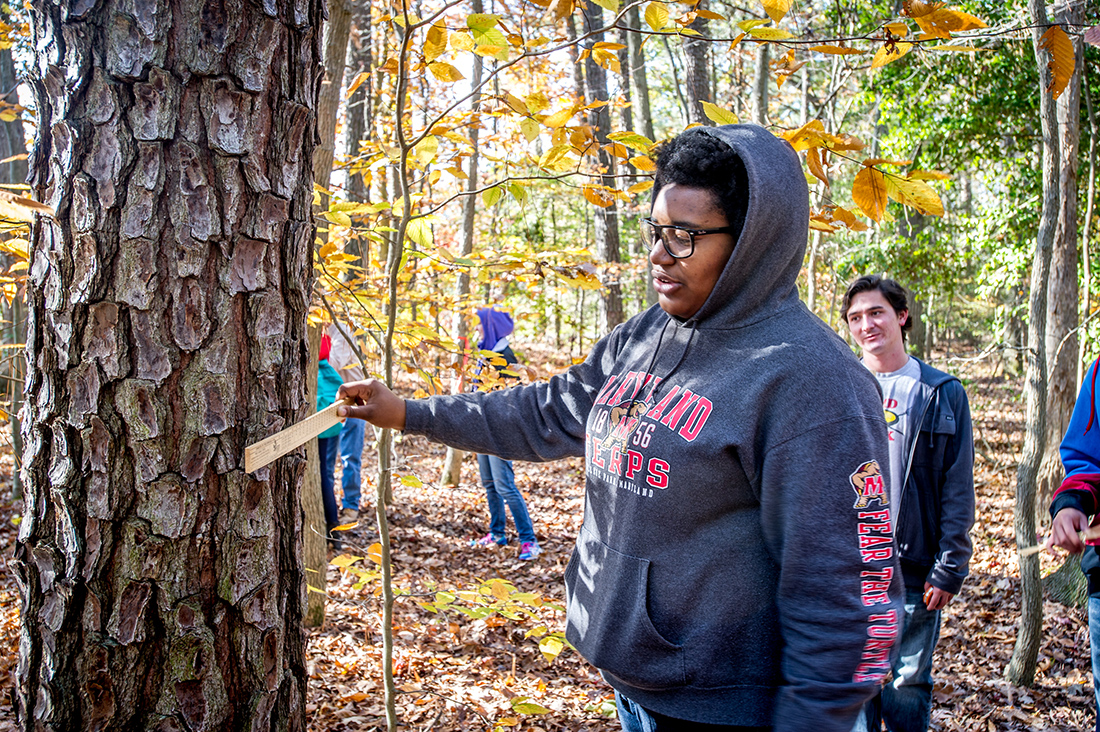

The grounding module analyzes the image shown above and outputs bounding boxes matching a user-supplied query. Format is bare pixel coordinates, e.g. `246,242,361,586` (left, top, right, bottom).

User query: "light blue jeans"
339,417,365,510
1089,596,1100,732
615,691,769,731
476,453,535,545
854,585,941,732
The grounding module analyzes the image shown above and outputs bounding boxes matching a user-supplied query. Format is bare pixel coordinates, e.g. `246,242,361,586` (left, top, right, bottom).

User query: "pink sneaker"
519,541,541,560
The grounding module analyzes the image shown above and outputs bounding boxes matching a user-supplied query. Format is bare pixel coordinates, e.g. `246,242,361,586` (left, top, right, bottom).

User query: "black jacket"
893,358,975,595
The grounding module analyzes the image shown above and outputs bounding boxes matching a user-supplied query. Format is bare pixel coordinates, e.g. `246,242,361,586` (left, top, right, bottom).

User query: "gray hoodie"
404,124,902,730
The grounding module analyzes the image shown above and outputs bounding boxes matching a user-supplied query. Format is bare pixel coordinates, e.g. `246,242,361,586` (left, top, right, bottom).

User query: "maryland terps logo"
605,399,649,448
850,460,888,509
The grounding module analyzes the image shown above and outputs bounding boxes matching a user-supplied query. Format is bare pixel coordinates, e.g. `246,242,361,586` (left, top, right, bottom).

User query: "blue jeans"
1089,596,1100,732
615,691,769,731
318,436,340,530
339,417,366,510
476,453,535,545
855,585,941,732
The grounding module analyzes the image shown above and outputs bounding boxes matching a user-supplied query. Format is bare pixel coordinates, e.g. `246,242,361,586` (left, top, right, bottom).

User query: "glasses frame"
640,217,739,260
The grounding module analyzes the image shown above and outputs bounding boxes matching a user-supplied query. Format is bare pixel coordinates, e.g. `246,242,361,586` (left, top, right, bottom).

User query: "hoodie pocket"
563,531,686,690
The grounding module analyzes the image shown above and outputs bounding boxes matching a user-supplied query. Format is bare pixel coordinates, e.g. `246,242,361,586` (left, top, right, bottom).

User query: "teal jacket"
318,359,343,439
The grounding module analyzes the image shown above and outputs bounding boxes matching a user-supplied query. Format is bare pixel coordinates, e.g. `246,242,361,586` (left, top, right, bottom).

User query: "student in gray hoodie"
336,124,902,731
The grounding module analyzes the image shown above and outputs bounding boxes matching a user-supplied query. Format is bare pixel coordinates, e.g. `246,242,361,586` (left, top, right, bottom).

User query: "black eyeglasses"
640,218,739,259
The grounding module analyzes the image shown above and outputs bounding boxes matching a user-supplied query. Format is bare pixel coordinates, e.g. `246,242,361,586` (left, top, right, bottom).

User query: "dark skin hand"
336,379,407,431
1046,507,1090,555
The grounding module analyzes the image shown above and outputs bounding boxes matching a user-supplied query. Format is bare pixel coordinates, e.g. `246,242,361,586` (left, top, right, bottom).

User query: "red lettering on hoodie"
647,459,670,489
647,386,682,422
660,390,700,431
678,397,713,441
594,374,621,406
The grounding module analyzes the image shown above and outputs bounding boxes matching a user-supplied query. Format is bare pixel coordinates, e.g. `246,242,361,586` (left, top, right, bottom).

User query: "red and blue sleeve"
1053,357,1100,520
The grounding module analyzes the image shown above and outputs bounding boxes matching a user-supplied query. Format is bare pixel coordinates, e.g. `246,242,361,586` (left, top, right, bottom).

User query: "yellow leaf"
451,31,475,51
1039,24,1075,101
738,19,770,31
885,22,909,37
605,141,630,159
887,176,944,216
852,166,888,222
319,241,338,258
629,155,655,172
520,117,540,142
908,5,986,40
747,27,793,41
700,101,738,126
593,48,621,73
696,8,725,20
809,45,866,56
782,118,825,151
330,553,362,568
525,91,551,113
645,2,669,31
483,186,504,206
908,169,951,181
428,62,465,82
538,635,565,662
608,131,655,152
809,218,836,232
628,180,655,195
592,0,618,11
503,91,528,115
378,58,399,74
406,218,433,247
424,20,448,62
367,543,384,564
806,146,828,186
593,42,626,51
871,42,913,69
539,144,574,170
346,71,370,98
862,157,911,167
761,0,791,23
547,0,574,22
542,107,576,128
400,474,424,487
411,135,439,166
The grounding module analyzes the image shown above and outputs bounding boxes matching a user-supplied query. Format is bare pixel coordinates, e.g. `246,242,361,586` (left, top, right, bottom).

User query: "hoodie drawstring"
1086,355,1100,435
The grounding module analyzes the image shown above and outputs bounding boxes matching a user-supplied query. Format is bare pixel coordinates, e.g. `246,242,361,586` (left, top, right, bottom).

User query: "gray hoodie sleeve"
759,414,902,732
402,323,626,460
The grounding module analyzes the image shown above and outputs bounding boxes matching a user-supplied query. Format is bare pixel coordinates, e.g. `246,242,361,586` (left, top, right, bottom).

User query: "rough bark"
682,0,711,126
1082,83,1096,378
16,2,323,729
582,0,624,334
440,0,485,488
1006,0,1060,688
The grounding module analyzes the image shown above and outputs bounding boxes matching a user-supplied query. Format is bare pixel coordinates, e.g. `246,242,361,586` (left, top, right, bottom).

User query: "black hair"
841,274,913,339
652,128,749,240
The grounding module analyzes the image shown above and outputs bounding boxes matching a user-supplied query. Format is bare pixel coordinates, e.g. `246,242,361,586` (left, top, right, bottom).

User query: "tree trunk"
345,4,373,270
314,0,352,193
624,4,656,308
16,2,322,729
1037,0,1085,529
582,0,624,334
750,43,770,125
440,0,485,488
1006,0,1062,688
682,0,711,126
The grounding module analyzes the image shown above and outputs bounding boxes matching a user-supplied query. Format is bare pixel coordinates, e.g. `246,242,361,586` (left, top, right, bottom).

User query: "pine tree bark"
582,0,624,333
16,2,323,728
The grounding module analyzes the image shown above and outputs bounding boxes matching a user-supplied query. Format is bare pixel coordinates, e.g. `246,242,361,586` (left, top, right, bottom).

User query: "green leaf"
701,101,738,126
483,186,504,207
608,130,655,152
406,218,433,247
511,698,552,715
508,183,528,206
466,13,500,31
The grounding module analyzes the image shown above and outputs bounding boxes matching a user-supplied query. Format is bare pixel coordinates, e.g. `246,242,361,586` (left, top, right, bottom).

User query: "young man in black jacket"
843,275,975,732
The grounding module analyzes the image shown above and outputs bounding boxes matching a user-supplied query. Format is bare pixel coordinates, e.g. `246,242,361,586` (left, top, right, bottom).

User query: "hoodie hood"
477,307,514,350
683,124,809,328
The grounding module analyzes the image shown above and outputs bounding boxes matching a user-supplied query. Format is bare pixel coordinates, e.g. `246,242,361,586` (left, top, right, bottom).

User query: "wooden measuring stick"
1019,523,1100,556
245,398,353,473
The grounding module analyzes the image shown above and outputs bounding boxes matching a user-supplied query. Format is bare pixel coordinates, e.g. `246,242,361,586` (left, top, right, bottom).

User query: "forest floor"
0,344,1096,731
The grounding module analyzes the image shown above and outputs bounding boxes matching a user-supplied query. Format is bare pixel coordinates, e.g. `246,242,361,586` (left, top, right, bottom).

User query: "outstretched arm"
337,379,407,431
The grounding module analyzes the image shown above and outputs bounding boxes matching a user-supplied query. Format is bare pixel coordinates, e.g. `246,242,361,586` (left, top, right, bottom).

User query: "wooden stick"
1019,524,1100,556
245,398,353,473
